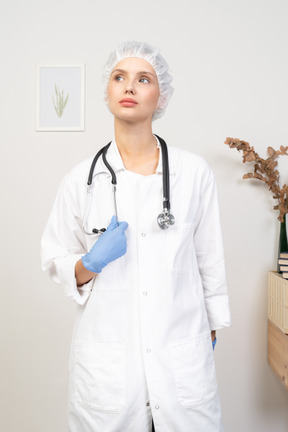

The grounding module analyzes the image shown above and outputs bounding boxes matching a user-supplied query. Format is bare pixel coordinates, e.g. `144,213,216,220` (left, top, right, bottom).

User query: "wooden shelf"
268,319,288,390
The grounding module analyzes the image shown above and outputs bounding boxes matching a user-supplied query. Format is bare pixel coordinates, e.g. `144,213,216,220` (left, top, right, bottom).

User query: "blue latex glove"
212,337,217,351
82,216,128,273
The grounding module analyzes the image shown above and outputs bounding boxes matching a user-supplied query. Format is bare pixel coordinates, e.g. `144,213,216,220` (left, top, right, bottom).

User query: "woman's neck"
114,119,159,176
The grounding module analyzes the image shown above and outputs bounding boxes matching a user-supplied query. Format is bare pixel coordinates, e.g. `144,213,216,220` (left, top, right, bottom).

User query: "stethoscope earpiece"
92,228,106,234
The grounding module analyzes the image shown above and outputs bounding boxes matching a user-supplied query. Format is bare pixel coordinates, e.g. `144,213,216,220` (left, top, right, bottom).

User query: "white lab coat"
41,140,231,432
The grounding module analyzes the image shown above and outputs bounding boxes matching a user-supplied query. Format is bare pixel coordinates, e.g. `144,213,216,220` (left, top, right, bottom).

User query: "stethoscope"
82,135,175,235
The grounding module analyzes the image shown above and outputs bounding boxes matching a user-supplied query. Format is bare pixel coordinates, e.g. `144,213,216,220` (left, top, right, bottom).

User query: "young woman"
41,41,231,432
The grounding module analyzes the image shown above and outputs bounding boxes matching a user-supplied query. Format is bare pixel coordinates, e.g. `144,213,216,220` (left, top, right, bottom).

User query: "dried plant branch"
225,137,288,222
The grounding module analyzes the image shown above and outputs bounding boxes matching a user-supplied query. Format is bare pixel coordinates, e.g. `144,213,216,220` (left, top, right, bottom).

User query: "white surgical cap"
103,41,174,121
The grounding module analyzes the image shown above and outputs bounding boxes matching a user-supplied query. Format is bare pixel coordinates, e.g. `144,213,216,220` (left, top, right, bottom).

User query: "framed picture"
36,64,85,131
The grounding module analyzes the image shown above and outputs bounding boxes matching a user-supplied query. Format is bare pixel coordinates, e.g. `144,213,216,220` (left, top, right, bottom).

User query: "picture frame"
36,64,85,131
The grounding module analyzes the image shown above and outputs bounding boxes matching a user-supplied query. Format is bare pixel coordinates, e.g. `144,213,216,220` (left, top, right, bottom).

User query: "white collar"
92,135,176,179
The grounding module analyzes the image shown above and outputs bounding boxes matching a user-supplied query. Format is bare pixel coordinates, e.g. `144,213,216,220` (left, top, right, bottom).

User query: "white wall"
1,0,288,430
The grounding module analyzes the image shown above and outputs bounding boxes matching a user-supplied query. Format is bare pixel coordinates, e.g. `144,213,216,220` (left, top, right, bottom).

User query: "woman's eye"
139,77,149,83
115,75,124,82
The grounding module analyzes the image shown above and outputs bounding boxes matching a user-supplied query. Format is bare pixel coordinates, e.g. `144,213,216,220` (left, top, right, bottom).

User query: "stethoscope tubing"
154,134,170,212
83,135,174,235
87,142,112,186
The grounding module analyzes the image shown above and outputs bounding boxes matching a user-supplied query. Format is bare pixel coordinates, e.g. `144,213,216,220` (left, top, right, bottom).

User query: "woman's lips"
119,98,138,106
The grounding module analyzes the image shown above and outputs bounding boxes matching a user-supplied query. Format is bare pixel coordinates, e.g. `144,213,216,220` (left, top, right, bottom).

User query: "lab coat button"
141,232,146,237
146,348,151,353
143,291,148,295
146,402,150,407
155,405,160,409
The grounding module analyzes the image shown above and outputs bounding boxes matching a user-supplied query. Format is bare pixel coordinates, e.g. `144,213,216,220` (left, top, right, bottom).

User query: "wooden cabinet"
268,319,288,390
268,272,288,390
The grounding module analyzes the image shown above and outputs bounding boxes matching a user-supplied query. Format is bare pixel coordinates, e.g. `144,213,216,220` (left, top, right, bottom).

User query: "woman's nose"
125,80,135,94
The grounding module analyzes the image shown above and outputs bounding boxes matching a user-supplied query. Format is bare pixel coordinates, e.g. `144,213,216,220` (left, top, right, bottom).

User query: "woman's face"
107,57,160,123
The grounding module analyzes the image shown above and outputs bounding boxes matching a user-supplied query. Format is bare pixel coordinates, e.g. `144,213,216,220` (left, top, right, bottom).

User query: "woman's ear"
156,94,167,111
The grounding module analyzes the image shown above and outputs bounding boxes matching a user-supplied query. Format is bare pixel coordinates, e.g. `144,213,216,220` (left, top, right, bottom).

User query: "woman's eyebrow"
112,69,126,74
112,69,156,78
137,71,156,77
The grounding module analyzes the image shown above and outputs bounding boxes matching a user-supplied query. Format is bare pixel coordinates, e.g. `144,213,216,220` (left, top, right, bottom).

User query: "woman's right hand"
81,215,128,274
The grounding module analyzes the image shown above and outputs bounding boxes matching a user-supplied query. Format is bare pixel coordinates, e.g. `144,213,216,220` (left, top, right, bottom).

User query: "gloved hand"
212,337,217,351
82,216,128,273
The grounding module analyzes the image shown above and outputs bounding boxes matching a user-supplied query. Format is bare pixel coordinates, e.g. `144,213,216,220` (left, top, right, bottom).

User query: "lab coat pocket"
166,223,194,273
93,255,131,291
74,341,126,413
170,333,217,407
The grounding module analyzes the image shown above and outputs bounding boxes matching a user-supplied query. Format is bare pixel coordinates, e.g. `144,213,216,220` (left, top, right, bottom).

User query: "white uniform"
41,140,231,432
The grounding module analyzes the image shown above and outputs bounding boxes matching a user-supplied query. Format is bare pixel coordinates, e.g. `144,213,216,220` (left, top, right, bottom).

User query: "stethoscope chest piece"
157,211,175,230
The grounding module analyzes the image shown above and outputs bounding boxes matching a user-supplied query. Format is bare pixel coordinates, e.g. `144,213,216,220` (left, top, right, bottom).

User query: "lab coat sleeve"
193,168,231,330
41,175,93,305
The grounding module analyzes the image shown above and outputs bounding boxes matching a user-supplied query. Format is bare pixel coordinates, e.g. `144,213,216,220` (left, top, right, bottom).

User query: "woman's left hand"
211,331,217,351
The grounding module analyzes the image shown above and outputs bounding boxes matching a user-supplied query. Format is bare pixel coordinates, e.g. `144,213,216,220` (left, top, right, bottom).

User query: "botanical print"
52,84,69,117
36,64,84,131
